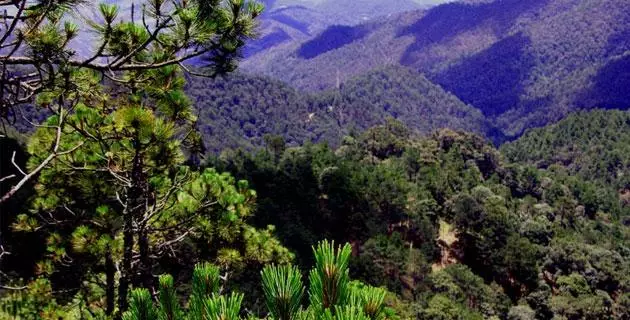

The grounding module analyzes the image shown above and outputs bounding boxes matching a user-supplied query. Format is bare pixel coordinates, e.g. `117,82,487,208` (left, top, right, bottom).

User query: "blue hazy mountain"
242,0,630,139
244,0,453,57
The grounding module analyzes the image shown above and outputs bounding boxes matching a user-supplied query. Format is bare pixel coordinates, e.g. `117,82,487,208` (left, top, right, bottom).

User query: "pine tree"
0,0,264,204
4,0,297,315
120,240,391,320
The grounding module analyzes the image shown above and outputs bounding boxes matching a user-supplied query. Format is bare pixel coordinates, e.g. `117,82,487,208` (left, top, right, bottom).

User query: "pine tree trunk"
117,138,146,314
138,224,152,292
117,203,135,314
105,248,115,315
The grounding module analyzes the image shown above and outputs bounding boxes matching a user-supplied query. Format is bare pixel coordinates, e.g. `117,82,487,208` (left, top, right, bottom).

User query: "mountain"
244,0,452,57
242,0,630,138
185,66,487,153
501,109,630,191
314,65,488,135
264,0,445,24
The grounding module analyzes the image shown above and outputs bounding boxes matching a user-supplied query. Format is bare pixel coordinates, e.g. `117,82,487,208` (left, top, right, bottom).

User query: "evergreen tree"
1,0,294,316
120,240,391,320
0,0,264,204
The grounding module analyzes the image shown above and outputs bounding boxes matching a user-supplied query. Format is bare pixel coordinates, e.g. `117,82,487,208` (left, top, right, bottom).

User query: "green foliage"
205,293,245,320
507,305,536,320
211,120,630,320
421,294,484,320
0,279,60,319
425,264,510,319
158,275,184,320
352,233,429,300
309,241,352,310
122,289,158,320
184,66,487,153
120,241,390,320
5,96,630,320
0,0,289,316
502,110,630,189
261,265,304,320
348,283,387,319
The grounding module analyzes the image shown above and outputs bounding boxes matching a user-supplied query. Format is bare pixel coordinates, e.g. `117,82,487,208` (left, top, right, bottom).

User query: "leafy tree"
360,118,410,160
425,264,510,319
507,305,536,320
421,294,484,320
549,273,613,320
501,235,540,294
352,233,430,300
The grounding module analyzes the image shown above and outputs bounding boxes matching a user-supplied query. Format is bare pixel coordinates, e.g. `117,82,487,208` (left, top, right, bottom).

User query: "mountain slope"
185,66,487,153
315,66,488,135
269,0,439,24
244,0,452,58
501,110,630,190
243,0,630,138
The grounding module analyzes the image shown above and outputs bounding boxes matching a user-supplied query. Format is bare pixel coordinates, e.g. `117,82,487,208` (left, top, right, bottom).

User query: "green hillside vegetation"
4,111,630,318
209,119,630,319
243,0,630,138
502,109,630,194
185,66,488,153
316,66,487,135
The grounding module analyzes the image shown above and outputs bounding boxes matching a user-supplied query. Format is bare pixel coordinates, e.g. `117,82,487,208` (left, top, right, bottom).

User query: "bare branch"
156,230,190,249
178,61,218,78
2,46,213,71
10,151,26,176
0,112,84,205
0,285,27,290
0,0,26,47
0,174,15,182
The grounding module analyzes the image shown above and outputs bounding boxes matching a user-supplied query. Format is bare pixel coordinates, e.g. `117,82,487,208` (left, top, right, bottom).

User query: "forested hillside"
185,66,488,153
209,119,630,319
243,0,630,137
7,115,628,318
502,110,630,191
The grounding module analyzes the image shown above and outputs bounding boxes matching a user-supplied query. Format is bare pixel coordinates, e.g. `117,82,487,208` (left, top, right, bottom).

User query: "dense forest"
4,117,630,319
210,120,630,319
502,110,630,195
185,66,489,153
1,0,630,319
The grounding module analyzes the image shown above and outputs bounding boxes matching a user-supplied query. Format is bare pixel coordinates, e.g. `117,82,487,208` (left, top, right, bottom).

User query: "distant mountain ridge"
244,0,452,57
242,0,630,139
47,0,630,150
